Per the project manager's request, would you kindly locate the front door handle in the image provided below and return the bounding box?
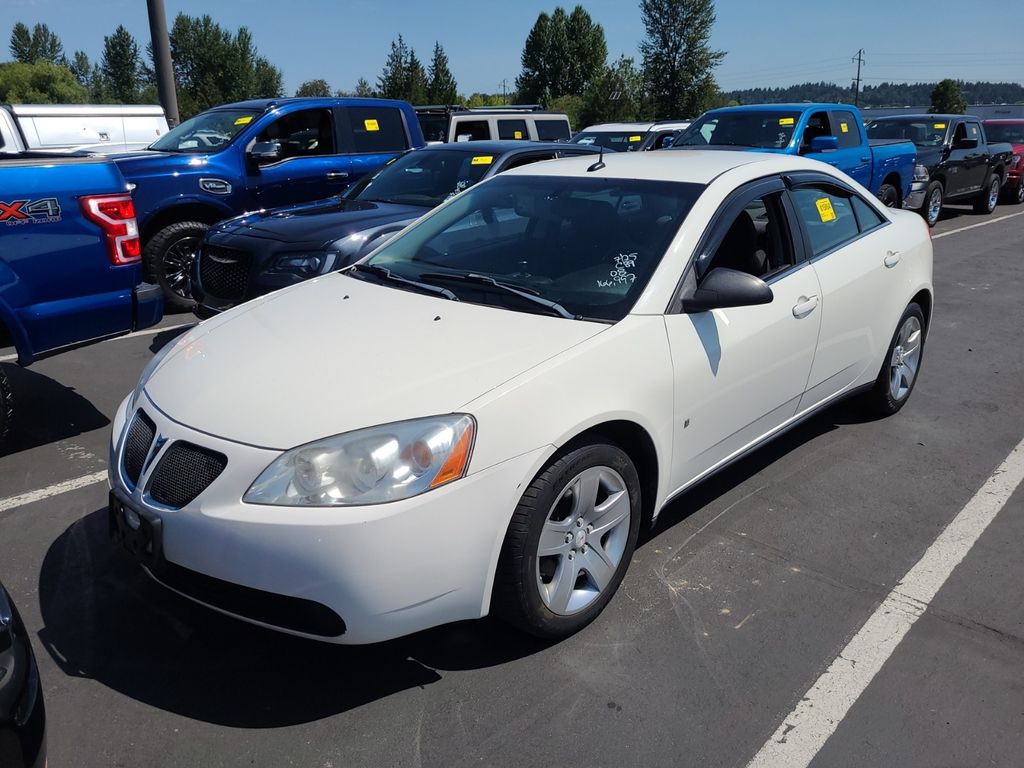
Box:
[326,170,349,182]
[884,250,901,268]
[792,295,819,317]
[860,156,870,162]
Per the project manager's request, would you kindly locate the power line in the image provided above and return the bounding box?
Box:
[852,49,865,107]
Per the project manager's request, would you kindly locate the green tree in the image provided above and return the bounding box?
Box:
[516,6,605,104]
[101,25,143,103]
[252,56,285,99]
[516,12,550,103]
[563,6,606,96]
[580,56,649,125]
[930,78,967,114]
[406,48,428,104]
[8,22,64,65]
[640,0,725,118]
[68,50,91,88]
[354,77,374,97]
[295,78,331,97]
[377,35,410,99]
[548,94,583,130]
[426,42,458,104]
[0,61,87,103]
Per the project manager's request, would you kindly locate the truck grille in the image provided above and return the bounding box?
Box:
[148,441,227,509]
[198,244,251,301]
[123,410,156,487]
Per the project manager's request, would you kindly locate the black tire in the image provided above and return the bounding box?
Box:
[492,441,642,640]
[973,174,1000,214]
[0,364,12,448]
[920,180,943,227]
[1003,178,1024,206]
[861,302,926,417]
[877,182,899,208]
[143,221,209,311]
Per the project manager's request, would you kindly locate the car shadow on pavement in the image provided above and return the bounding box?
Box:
[0,364,109,457]
[36,506,552,728]
[148,324,193,354]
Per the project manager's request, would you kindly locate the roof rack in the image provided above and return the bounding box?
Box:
[466,104,545,113]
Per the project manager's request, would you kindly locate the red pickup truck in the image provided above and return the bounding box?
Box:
[983,119,1024,204]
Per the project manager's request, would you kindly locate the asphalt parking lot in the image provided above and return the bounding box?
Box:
[1,204,1022,768]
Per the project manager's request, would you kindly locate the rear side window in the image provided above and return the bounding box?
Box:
[791,186,860,256]
[452,120,490,142]
[536,119,570,141]
[850,195,885,232]
[832,110,860,149]
[498,119,528,140]
[347,107,408,153]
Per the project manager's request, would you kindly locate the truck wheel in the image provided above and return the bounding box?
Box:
[877,183,899,208]
[973,175,1000,215]
[921,181,943,227]
[143,221,209,311]
[0,364,12,448]
[1004,178,1024,206]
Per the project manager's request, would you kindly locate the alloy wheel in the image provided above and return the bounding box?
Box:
[163,236,201,300]
[889,315,922,402]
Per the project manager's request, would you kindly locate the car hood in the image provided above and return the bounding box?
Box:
[915,147,944,171]
[145,274,607,449]
[212,198,427,244]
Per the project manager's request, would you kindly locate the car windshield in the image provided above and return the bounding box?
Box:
[150,109,258,153]
[675,112,800,149]
[570,131,647,151]
[359,174,703,322]
[983,123,1024,144]
[866,119,948,148]
[345,148,499,208]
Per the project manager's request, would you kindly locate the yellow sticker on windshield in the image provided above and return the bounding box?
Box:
[514,130,523,139]
[364,119,380,132]
[233,115,253,125]
[629,135,642,142]
[779,117,795,126]
[933,123,946,129]
[471,155,493,165]
[815,197,836,222]
[840,122,849,133]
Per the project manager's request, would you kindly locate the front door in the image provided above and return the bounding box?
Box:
[664,180,822,491]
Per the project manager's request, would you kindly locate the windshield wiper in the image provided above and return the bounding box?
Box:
[418,272,578,320]
[347,263,459,301]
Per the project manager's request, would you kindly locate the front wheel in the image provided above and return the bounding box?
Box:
[143,221,209,311]
[492,442,642,639]
[921,180,943,227]
[861,303,926,417]
[973,175,1000,214]
[877,183,899,208]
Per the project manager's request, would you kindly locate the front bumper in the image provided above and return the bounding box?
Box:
[133,281,163,331]
[904,180,927,210]
[108,394,546,644]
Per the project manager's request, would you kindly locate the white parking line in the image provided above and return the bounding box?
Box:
[932,209,1024,240]
[746,435,1024,768]
[0,321,194,363]
[0,471,108,514]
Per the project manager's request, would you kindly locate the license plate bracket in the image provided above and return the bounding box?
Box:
[109,491,166,575]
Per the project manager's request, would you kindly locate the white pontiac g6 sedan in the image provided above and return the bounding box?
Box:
[108,150,933,644]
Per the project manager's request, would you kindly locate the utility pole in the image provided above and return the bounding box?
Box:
[146,0,180,126]
[499,79,509,105]
[852,49,865,107]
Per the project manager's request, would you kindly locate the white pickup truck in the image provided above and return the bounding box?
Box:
[0,103,168,155]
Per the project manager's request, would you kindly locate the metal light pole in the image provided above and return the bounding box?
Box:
[146,0,180,126]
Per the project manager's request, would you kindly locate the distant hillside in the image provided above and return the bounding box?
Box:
[721,81,1024,108]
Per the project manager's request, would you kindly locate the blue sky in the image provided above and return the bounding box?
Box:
[9,0,1024,96]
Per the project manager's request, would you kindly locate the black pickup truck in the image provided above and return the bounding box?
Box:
[866,114,1013,226]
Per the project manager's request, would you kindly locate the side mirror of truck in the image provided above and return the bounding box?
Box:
[809,135,839,152]
[953,137,978,150]
[248,141,281,163]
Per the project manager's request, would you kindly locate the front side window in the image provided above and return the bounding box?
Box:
[705,193,794,280]
[676,112,800,149]
[347,107,408,153]
[791,186,860,256]
[498,119,528,140]
[346,149,497,208]
[360,175,703,321]
[256,108,336,161]
[536,119,570,141]
[800,111,834,151]
[150,108,258,153]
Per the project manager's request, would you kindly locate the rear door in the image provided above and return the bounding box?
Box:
[830,109,871,188]
[339,105,412,184]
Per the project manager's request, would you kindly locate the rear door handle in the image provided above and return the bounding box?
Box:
[860,156,870,162]
[884,250,901,268]
[792,295,819,317]
[326,170,349,182]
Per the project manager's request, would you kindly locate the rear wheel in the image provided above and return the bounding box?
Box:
[492,442,641,639]
[861,302,926,416]
[973,174,1000,214]
[0,364,12,447]
[143,221,209,311]
[921,181,943,227]
[877,183,899,208]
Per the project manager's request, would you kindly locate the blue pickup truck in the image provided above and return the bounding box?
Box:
[112,97,425,308]
[674,103,916,207]
[0,152,162,442]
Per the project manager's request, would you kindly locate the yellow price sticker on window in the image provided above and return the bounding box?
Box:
[629,135,642,142]
[471,155,493,165]
[513,130,523,139]
[933,123,946,129]
[840,122,849,133]
[779,117,795,126]
[234,115,253,125]
[815,197,836,222]
[364,119,380,132]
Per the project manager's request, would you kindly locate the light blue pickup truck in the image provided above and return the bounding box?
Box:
[673,103,917,208]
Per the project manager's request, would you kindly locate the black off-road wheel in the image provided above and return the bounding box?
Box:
[877,182,900,208]
[143,221,209,311]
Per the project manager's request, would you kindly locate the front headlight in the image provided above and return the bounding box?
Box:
[1010,155,1022,169]
[913,164,930,182]
[270,251,334,277]
[243,414,476,506]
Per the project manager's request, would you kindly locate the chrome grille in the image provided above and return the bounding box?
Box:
[148,441,227,509]
[198,244,251,301]
[123,410,156,487]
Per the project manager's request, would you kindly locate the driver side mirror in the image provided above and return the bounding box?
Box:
[681,267,773,313]
[249,140,281,163]
[953,137,978,150]
[809,135,839,152]
[660,135,675,149]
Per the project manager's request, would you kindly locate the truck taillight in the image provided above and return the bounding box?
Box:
[80,194,141,266]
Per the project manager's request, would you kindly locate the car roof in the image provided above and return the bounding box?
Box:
[706,103,858,113]
[579,123,655,132]
[870,114,980,121]
[498,149,834,185]
[213,97,407,111]
[417,140,597,154]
